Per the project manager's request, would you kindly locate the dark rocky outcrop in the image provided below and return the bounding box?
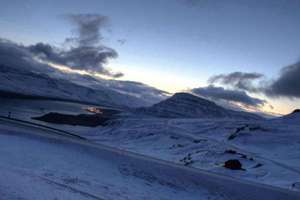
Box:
[32,111,118,127]
[224,159,243,170]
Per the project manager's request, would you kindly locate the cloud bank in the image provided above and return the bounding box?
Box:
[208,72,264,92]
[192,85,266,108]
[208,61,300,101]
[0,39,53,73]
[265,62,300,98]
[67,14,108,47]
[1,13,121,78]
[28,42,121,77]
[199,59,300,114]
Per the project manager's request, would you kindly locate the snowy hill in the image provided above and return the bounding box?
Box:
[136,92,262,120]
[0,65,166,108]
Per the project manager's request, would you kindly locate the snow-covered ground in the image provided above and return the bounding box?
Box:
[84,116,300,190]
[2,96,300,190]
[1,93,300,198]
[0,119,299,200]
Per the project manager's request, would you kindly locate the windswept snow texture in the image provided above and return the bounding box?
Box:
[0,65,167,108]
[0,120,299,200]
[85,115,300,191]
[136,92,262,120]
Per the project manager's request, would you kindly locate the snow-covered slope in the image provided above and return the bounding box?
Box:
[136,92,262,120]
[60,73,168,104]
[0,119,299,200]
[0,65,166,108]
[85,117,300,190]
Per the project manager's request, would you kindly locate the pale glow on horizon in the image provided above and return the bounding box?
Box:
[108,63,201,93]
[45,60,197,93]
[45,61,116,80]
[46,61,197,92]
[48,62,89,75]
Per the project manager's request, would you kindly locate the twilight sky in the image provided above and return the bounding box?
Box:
[1,0,300,114]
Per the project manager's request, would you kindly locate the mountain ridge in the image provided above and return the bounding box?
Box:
[136,92,262,120]
[0,65,166,108]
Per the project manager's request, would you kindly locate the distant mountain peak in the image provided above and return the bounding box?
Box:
[292,109,300,114]
[285,109,300,118]
[166,92,217,106]
[136,92,262,120]
[274,108,300,124]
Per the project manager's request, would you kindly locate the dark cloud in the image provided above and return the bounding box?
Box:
[208,72,264,92]
[265,62,300,98]
[192,85,267,108]
[207,63,300,101]
[209,63,300,100]
[67,14,108,47]
[23,14,121,77]
[28,43,120,77]
[0,39,53,73]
